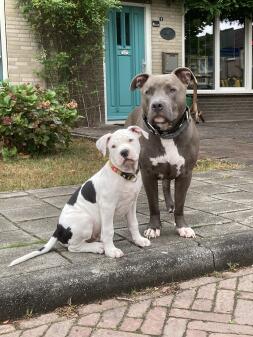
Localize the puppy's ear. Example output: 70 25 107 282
130 73 149 91
128 126 149 139
96 133 112 157
172 67 197 88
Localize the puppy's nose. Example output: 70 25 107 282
120 149 129 158
151 102 164 113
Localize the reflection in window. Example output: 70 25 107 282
220 20 245 87
125 13 130 46
116 12 121 46
185 13 214 89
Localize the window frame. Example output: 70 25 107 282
0 0 8 81
186 16 253 94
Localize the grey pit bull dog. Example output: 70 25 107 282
125 67 199 239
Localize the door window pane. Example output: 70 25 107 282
125 13 130 46
185 13 214 89
220 20 244 87
116 12 121 46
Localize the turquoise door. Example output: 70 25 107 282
0 30 3 81
105 6 145 121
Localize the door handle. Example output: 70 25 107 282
142 59 146 72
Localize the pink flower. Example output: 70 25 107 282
66 100 78 109
2 116 12 126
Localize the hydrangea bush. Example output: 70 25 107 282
0 81 78 160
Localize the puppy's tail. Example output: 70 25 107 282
9 237 58 267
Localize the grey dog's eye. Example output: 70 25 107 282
129 139 134 142
170 88 177 93
111 145 116 148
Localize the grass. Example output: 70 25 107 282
0 138 242 192
194 158 242 172
0 138 106 192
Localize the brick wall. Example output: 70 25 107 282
4 0 43 85
151 0 183 74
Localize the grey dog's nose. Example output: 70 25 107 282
120 149 129 158
151 102 164 113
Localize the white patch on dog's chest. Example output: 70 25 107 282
150 139 185 176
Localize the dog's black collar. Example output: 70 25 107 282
143 106 190 139
109 161 139 182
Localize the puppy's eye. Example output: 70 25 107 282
111 145 116 148
170 88 177 93
129 139 134 142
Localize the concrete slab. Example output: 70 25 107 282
0 215 18 232
0 196 44 211
0 230 39 249
0 204 60 222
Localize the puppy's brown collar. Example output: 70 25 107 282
108 161 139 182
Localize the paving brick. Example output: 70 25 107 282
0 325 15 335
18 313 60 329
0 197 43 211
20 325 48 337
185 330 207 337
97 307 126 329
238 274 253 292
163 318 187 337
197 283 216 300
127 300 151 318
43 320 74 337
210 330 249 337
120 317 143 332
78 313 100 327
92 329 149 337
169 308 230 323
180 277 219 290
0 332 21 337
214 290 234 314
218 277 237 290
78 299 125 315
68 326 92 337
192 299 212 311
237 291 253 300
141 307 166 335
172 289 196 309
234 299 253 325
153 295 173 307
188 321 253 335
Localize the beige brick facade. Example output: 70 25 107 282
151 0 183 74
4 0 43 84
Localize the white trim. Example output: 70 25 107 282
0 0 8 80
102 27 108 124
181 6 185 67
104 2 152 124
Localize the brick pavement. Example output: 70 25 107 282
2 266 253 336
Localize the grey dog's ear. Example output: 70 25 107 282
172 67 198 87
130 73 150 90
96 133 112 157
128 126 149 139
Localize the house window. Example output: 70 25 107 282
185 15 252 92
220 20 245 87
0 0 7 81
185 14 214 89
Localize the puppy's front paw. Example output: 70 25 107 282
134 236 151 247
176 227 196 238
105 247 124 258
144 228 161 239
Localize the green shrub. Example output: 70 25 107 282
0 81 78 160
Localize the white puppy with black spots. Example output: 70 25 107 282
9 126 151 266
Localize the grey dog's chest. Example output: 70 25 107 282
140 136 185 179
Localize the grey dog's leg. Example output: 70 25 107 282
162 179 174 213
142 171 161 238
174 172 195 238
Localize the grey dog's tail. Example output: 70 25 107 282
8 237 58 267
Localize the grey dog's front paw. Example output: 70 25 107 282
105 247 124 258
144 228 161 239
176 227 196 238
